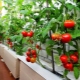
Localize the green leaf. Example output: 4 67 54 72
16 0 24 5
40 7 54 17
22 38 27 44
10 35 18 41
22 46 27 52
57 47 62 55
66 3 75 10
74 67 79 79
68 41 77 50
63 69 69 77
46 46 52 56
46 39 56 46
57 14 63 21
74 64 80 67
3 0 13 5
42 18 58 38
71 30 80 39
54 54 62 66
16 34 23 43
20 10 28 15
68 41 74 46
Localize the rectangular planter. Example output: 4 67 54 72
0 44 5 58
20 61 46 80
3 47 20 78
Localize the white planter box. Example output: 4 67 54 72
3 47 20 78
20 61 45 80
0 44 5 58
18 56 62 80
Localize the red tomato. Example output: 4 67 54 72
33 54 37 58
51 33 61 41
22 31 28 37
7 38 11 41
70 54 78 63
73 52 78 57
27 31 34 37
9 45 13 48
60 54 68 63
28 48 32 51
36 44 42 50
26 57 31 62
64 62 73 71
30 57 36 63
9 42 13 45
64 20 75 28
31 50 36 55
7 41 10 44
26 51 31 56
61 33 72 43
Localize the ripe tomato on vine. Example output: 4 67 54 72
64 20 75 28
22 31 28 37
63 62 73 71
60 54 68 63
61 33 72 43
51 33 61 41
70 54 78 63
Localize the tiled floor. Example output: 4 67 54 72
0 56 15 80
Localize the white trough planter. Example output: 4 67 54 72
3 46 20 79
0 44 5 58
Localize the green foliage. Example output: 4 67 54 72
63 69 69 78
46 46 52 56
74 67 79 79
54 54 62 66
1 0 80 79
41 18 58 38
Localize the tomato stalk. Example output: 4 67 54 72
37 49 45 68
73 8 77 21
35 42 45 68
75 40 80 63
55 24 59 33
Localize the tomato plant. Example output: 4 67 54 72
1 0 80 79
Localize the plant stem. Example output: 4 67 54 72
75 40 80 63
37 57 45 68
36 44 45 68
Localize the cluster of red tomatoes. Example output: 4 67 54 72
51 33 72 43
51 20 75 43
26 48 37 63
60 52 78 71
7 38 13 48
21 30 34 37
